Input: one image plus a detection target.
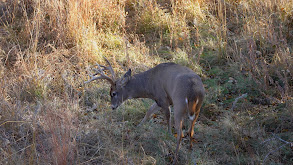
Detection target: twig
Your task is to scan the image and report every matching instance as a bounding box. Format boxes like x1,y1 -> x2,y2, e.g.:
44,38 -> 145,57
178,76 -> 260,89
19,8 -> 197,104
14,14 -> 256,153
231,93 -> 247,111
1,144 -> 33,163
262,135 -> 293,163
263,143 -> 288,163
78,156 -> 102,165
262,134 -> 292,145
0,120 -> 29,127
275,136 -> 291,144
261,137 -> 276,145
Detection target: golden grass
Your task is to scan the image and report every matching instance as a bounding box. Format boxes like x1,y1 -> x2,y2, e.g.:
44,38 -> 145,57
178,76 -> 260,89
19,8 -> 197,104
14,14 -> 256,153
0,0 -> 292,164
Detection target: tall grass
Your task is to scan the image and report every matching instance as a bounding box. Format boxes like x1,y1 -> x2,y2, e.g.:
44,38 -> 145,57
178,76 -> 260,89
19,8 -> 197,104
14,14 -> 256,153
0,0 -> 292,164
225,0 -> 293,101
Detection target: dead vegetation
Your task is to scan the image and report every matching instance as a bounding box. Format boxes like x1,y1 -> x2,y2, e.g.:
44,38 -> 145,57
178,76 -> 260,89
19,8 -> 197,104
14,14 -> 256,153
0,0 -> 292,164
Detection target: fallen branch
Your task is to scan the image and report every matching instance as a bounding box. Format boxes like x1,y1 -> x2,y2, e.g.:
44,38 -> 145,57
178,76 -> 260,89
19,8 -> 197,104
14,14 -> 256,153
262,134 -> 293,163
231,93 -> 248,111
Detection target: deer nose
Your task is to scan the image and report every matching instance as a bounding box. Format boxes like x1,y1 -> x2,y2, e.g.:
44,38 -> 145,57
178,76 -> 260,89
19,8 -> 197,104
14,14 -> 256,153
111,105 -> 117,110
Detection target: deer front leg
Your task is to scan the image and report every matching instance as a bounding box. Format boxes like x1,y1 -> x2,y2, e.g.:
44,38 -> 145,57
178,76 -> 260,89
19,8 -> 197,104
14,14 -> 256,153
138,103 -> 161,126
162,107 -> 171,133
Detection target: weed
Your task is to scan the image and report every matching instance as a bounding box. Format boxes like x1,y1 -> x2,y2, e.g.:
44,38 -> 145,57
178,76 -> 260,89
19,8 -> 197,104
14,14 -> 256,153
0,0 -> 292,164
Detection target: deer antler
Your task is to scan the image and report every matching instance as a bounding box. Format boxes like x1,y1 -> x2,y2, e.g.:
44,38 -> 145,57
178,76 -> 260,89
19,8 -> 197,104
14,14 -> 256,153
100,57 -> 116,80
84,58 -> 116,86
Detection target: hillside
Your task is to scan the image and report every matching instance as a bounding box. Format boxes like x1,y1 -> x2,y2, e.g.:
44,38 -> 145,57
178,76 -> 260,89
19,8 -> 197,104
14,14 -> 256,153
0,0 -> 292,164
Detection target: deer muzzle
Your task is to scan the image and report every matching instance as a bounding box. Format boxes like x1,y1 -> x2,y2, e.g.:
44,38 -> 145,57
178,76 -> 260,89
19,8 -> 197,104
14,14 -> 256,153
111,104 -> 117,110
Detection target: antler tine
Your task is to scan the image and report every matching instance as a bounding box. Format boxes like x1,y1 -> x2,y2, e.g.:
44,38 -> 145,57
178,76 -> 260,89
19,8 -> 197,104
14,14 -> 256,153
103,57 -> 116,80
84,62 -> 115,85
84,75 -> 107,84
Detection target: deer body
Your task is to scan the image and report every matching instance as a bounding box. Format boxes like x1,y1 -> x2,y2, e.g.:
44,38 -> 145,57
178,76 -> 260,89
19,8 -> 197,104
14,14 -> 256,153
86,60 -> 205,164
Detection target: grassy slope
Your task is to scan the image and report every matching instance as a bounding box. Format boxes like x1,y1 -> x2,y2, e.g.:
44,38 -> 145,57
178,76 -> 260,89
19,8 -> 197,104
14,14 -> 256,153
0,0 -> 292,164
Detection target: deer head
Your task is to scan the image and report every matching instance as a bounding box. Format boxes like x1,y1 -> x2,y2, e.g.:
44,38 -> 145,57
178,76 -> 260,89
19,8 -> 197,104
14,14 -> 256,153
85,58 -> 132,110
109,69 -> 132,110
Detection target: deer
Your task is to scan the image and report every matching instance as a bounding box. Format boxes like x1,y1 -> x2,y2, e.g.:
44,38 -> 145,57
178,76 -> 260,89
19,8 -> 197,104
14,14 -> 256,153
85,58 -> 205,164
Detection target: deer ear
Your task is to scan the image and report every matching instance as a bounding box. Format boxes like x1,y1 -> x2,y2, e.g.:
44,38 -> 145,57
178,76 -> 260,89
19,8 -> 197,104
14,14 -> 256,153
124,69 -> 131,77
121,69 -> 131,86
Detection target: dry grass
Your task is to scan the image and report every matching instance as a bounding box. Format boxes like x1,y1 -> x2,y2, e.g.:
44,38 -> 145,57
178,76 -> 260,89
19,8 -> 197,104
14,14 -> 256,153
0,0 -> 292,164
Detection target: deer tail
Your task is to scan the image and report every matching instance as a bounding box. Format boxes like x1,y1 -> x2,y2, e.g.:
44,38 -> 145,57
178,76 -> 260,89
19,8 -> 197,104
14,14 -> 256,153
186,97 -> 199,121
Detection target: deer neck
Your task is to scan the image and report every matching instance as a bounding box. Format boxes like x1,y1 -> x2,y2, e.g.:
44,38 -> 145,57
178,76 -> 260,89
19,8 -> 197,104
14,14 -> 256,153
125,73 -> 153,99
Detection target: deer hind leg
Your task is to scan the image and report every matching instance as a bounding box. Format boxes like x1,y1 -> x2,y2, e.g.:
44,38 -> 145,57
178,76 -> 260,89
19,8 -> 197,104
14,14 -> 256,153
188,99 -> 202,148
173,104 -> 186,165
138,103 -> 161,126
188,112 -> 199,148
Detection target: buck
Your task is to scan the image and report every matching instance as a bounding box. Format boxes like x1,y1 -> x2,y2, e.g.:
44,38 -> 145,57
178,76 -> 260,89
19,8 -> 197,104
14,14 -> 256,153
85,58 -> 205,164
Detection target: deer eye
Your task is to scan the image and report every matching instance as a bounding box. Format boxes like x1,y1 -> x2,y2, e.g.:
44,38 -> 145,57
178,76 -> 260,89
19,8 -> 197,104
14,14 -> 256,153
111,91 -> 117,97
